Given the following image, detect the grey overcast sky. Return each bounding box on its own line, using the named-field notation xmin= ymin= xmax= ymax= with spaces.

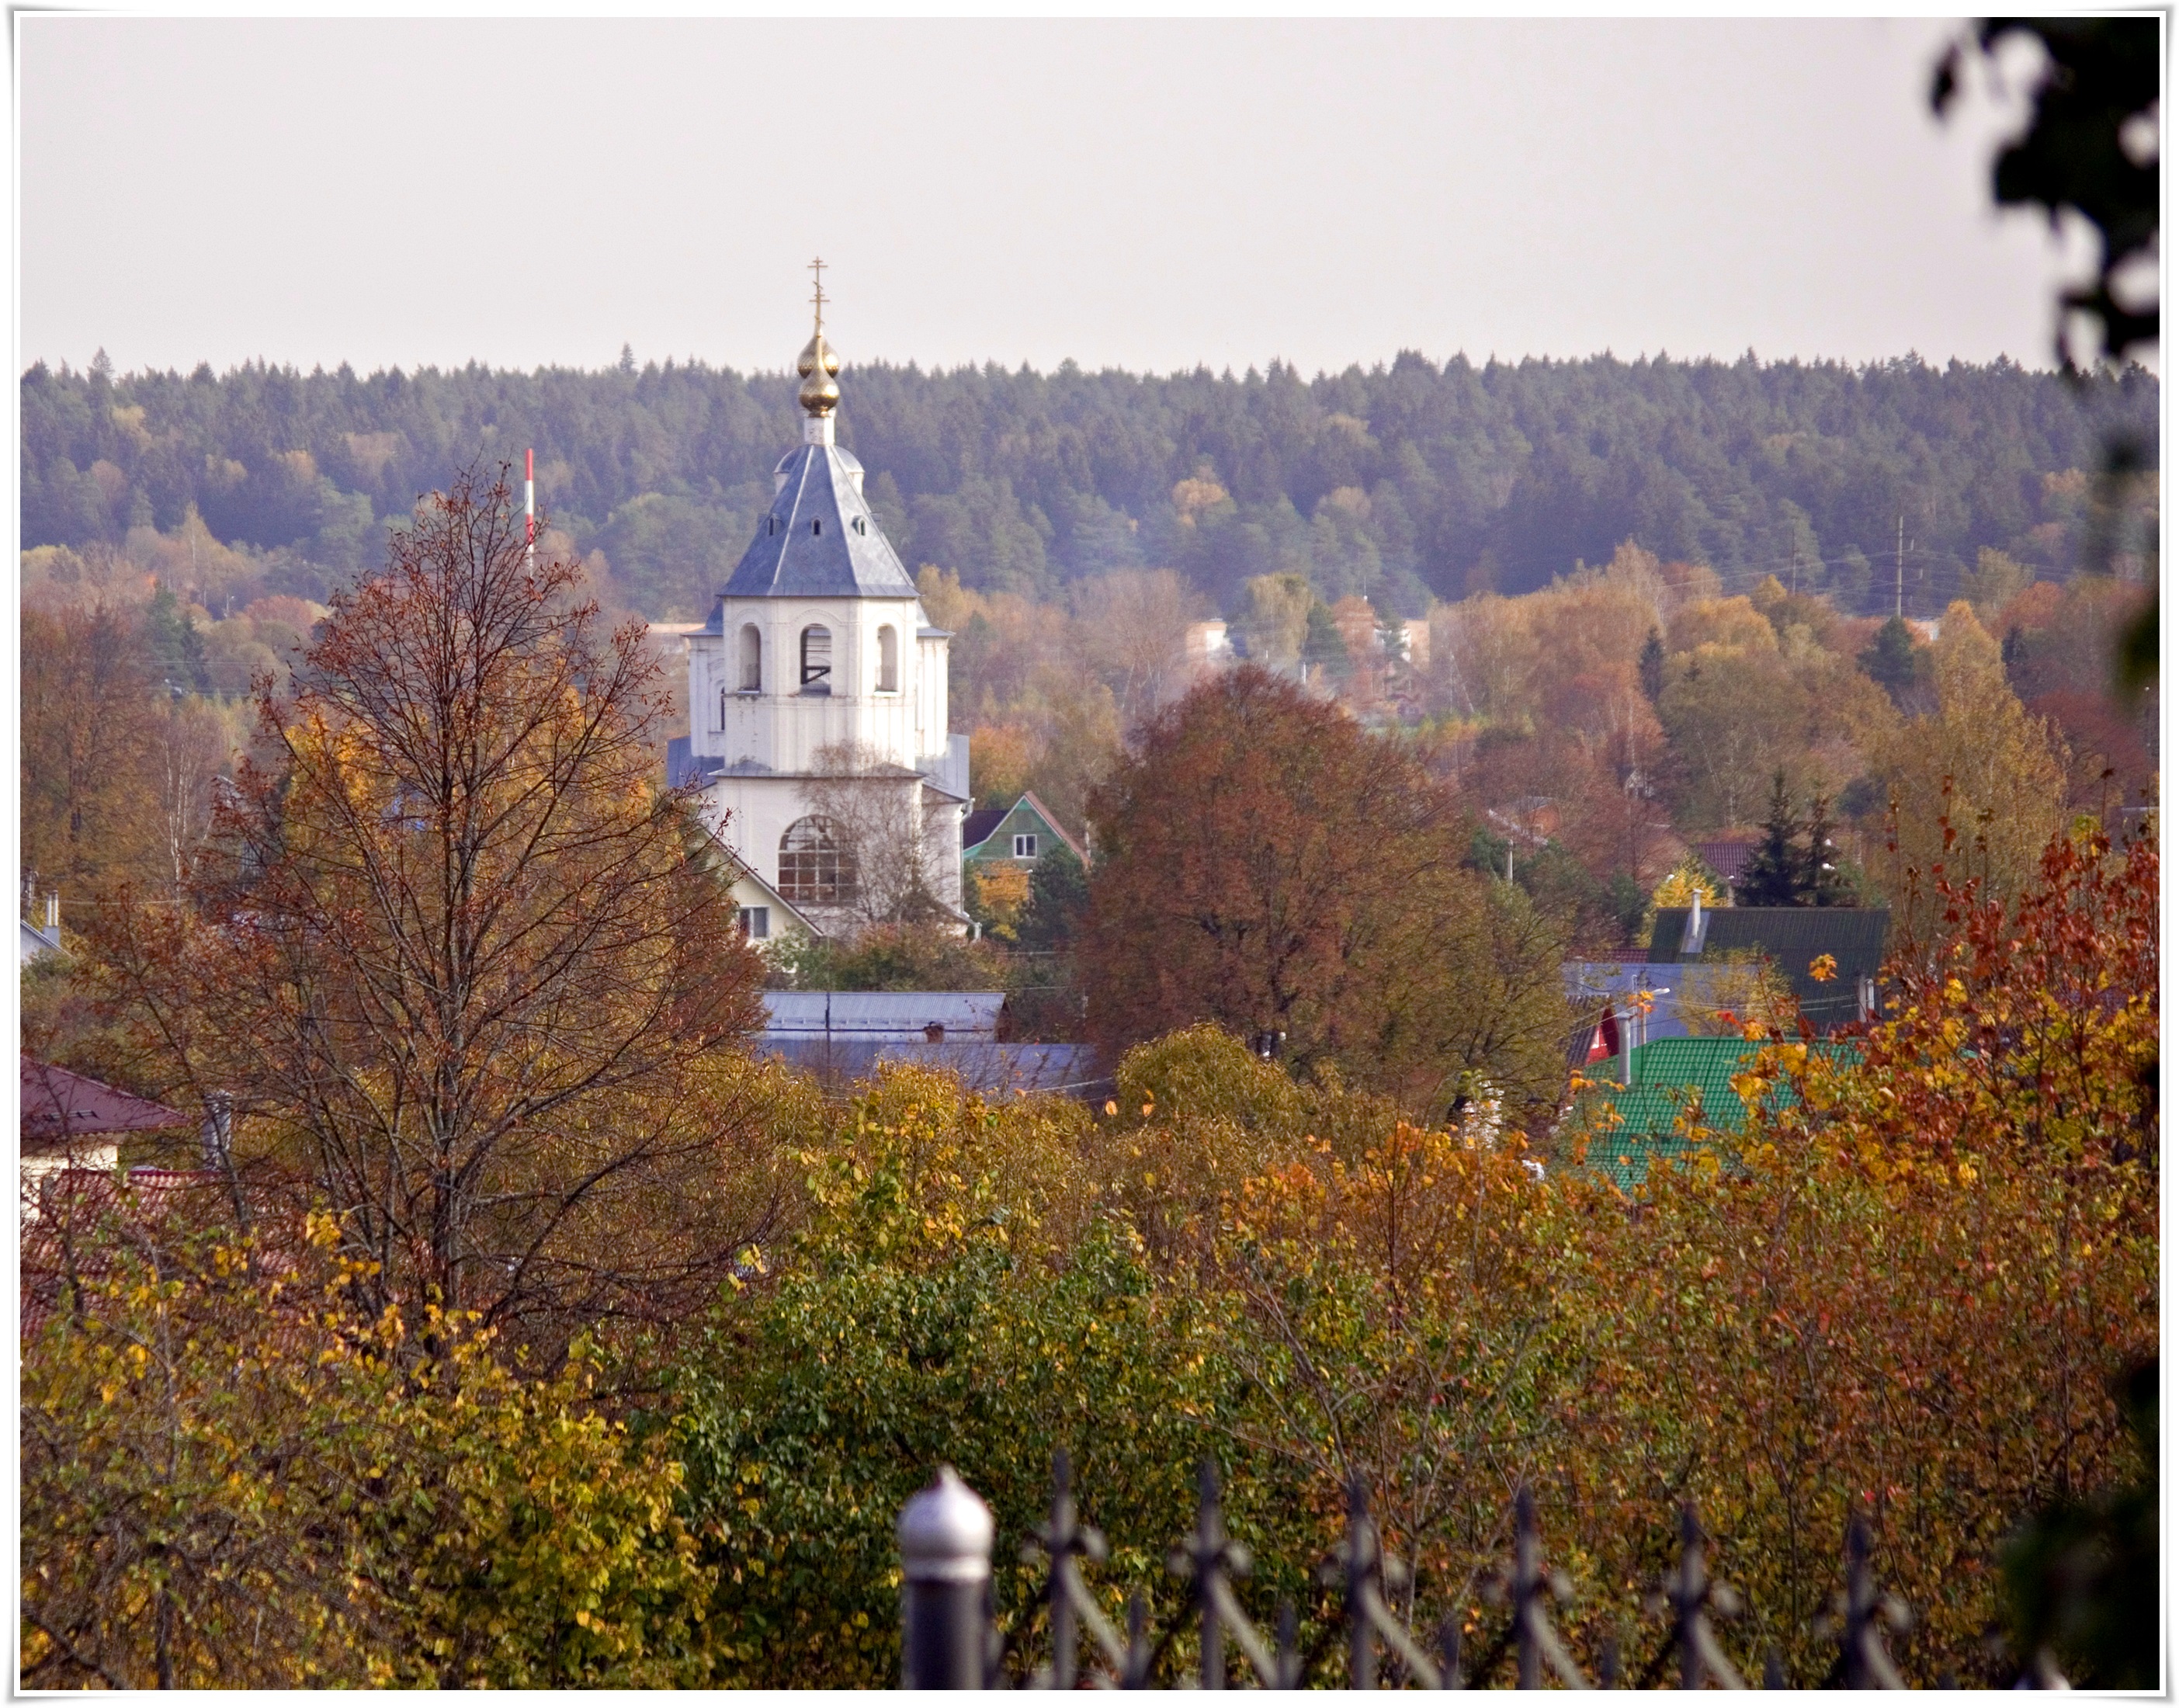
xmin=19 ymin=16 xmax=2095 ymax=380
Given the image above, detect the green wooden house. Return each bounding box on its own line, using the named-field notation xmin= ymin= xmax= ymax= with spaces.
xmin=1574 ymin=1035 xmax=1859 ymax=1190
xmin=961 ymin=790 xmax=1088 ymax=875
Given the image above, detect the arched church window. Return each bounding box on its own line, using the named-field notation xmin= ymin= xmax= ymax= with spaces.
xmin=811 ymin=518 xmax=823 ymax=536
xmin=739 ymin=623 xmax=762 ymax=692
xmin=852 ymin=516 xmax=868 ymax=536
xmin=779 ymin=816 xmax=855 ymax=904
xmin=876 ymin=624 xmax=899 ymax=693
xmin=800 ymin=625 xmax=831 ymax=691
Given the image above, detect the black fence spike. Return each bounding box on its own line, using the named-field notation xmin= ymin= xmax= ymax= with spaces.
xmin=1346 ymin=1472 xmax=1378 ymax=1690
xmin=1438 ymin=1614 xmax=1465 ymax=1690
xmin=903 ymin=1460 xmax=1954 ymax=1692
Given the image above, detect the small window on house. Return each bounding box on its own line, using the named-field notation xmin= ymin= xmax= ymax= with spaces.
xmin=876 ymin=624 xmax=899 ymax=693
xmin=738 ymin=623 xmax=762 ymax=692
xmin=766 ymin=516 xmax=778 ymax=536
xmin=800 ymin=625 xmax=831 ymax=690
xmin=738 ymin=906 xmax=770 ymax=940
xmin=1013 ymin=833 xmax=1039 ymax=859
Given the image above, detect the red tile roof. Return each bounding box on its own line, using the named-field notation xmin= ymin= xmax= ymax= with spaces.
xmin=21 ymin=1057 xmax=189 ymax=1148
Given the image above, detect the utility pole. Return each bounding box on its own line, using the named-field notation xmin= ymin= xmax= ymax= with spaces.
xmin=1894 ymin=515 xmax=1903 ymax=620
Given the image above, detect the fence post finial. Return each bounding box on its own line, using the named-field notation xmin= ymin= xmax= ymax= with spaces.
xmin=898 ymin=1465 xmax=994 ymax=1688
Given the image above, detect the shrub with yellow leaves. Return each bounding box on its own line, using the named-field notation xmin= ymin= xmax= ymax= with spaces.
xmin=21 ymin=1204 xmax=717 ymax=1689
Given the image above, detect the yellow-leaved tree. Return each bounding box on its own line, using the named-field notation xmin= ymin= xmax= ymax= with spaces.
xmin=1871 ymin=599 xmax=2070 ymax=935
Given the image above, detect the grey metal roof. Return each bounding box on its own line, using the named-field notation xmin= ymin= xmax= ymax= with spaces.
xmin=720 ymin=443 xmax=918 ymax=601
xmin=1562 ymin=962 xmax=1692 ymax=1043
xmin=760 ymin=990 xmax=1005 ymax=1041
xmin=665 ymin=737 xmax=723 ymax=790
xmin=757 ymin=1038 xmax=1105 ymax=1099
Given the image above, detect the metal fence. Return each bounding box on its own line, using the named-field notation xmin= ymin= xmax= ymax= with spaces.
xmin=897 ymin=1453 xmax=1927 ymax=1689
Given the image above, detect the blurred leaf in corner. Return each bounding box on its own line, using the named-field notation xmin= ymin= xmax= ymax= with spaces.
xmin=1933 ymin=18 xmax=2160 ymax=368
xmin=1934 ymin=18 xmax=2160 ymax=690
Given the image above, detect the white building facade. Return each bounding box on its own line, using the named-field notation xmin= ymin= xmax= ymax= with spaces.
xmin=668 ymin=311 xmax=969 ymax=937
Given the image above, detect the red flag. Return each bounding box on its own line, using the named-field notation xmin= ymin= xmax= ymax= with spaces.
xmin=1585 ymin=1002 xmax=1621 ymax=1064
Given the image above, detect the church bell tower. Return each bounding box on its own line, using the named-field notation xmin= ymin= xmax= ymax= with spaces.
xmin=672 ymin=263 xmax=969 ymax=933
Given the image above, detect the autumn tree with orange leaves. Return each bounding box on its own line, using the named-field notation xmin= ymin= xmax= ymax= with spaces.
xmin=85 ymin=466 xmax=774 ymax=1359
xmin=1079 ymin=666 xmax=1569 ymax=1120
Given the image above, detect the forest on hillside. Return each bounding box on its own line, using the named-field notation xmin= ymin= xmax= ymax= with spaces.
xmin=19 ymin=349 xmax=2159 ymax=623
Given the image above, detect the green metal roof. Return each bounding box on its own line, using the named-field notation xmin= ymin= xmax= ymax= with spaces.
xmin=1574 ymin=1036 xmax=1858 ymax=1191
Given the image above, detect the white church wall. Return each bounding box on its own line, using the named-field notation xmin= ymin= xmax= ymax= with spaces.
xmin=697 ymin=596 xmax=932 ymax=776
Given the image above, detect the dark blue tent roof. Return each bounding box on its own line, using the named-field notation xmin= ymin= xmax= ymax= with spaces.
xmin=713 ymin=443 xmax=918 ymax=606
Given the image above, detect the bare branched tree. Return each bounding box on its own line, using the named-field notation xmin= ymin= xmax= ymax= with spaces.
xmin=800 ymin=738 xmax=956 ymax=929
xmin=150 ymin=698 xmax=231 ymax=897
xmin=86 ymin=465 xmax=775 ymax=1359
xmin=1070 ymin=568 xmax=1206 ymax=726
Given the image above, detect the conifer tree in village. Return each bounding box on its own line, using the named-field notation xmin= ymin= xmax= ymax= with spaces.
xmin=1800 ymin=790 xmax=1856 ymax=905
xmin=1735 ymin=770 xmax=1806 ymax=905
xmin=1637 ymin=627 xmax=1666 ymax=701
xmin=84 ymin=466 xmax=773 ymax=1356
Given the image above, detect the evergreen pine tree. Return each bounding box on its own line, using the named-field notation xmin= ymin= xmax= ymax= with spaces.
xmin=143 ymin=583 xmax=211 ymax=695
xmin=1801 ymin=793 xmax=1856 ymax=906
xmin=1638 ymin=628 xmax=1665 ymax=701
xmin=1301 ymin=599 xmax=1345 ymax=679
xmin=1736 ymin=770 xmax=1806 ymax=905
xmin=1858 ymin=616 xmax=1924 ymax=705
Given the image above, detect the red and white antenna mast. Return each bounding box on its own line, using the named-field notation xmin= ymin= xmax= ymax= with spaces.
xmin=525 ymin=446 xmax=536 ymax=567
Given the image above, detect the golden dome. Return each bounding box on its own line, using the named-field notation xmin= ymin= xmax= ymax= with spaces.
xmin=796 ymin=332 xmax=841 ymax=380
xmin=798 ymin=356 xmax=841 ymax=417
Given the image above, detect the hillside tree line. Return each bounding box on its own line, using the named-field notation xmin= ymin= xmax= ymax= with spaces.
xmin=21 ymin=349 xmax=2157 ymax=623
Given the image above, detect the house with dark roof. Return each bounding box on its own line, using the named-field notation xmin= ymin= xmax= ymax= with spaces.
xmin=962 ymin=791 xmax=1088 ymax=875
xmin=19 ymin=1057 xmax=192 ymax=1204
xmin=1693 ymin=837 xmax=1756 ymax=887
xmin=1647 ymin=904 xmax=1888 ymax=1034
